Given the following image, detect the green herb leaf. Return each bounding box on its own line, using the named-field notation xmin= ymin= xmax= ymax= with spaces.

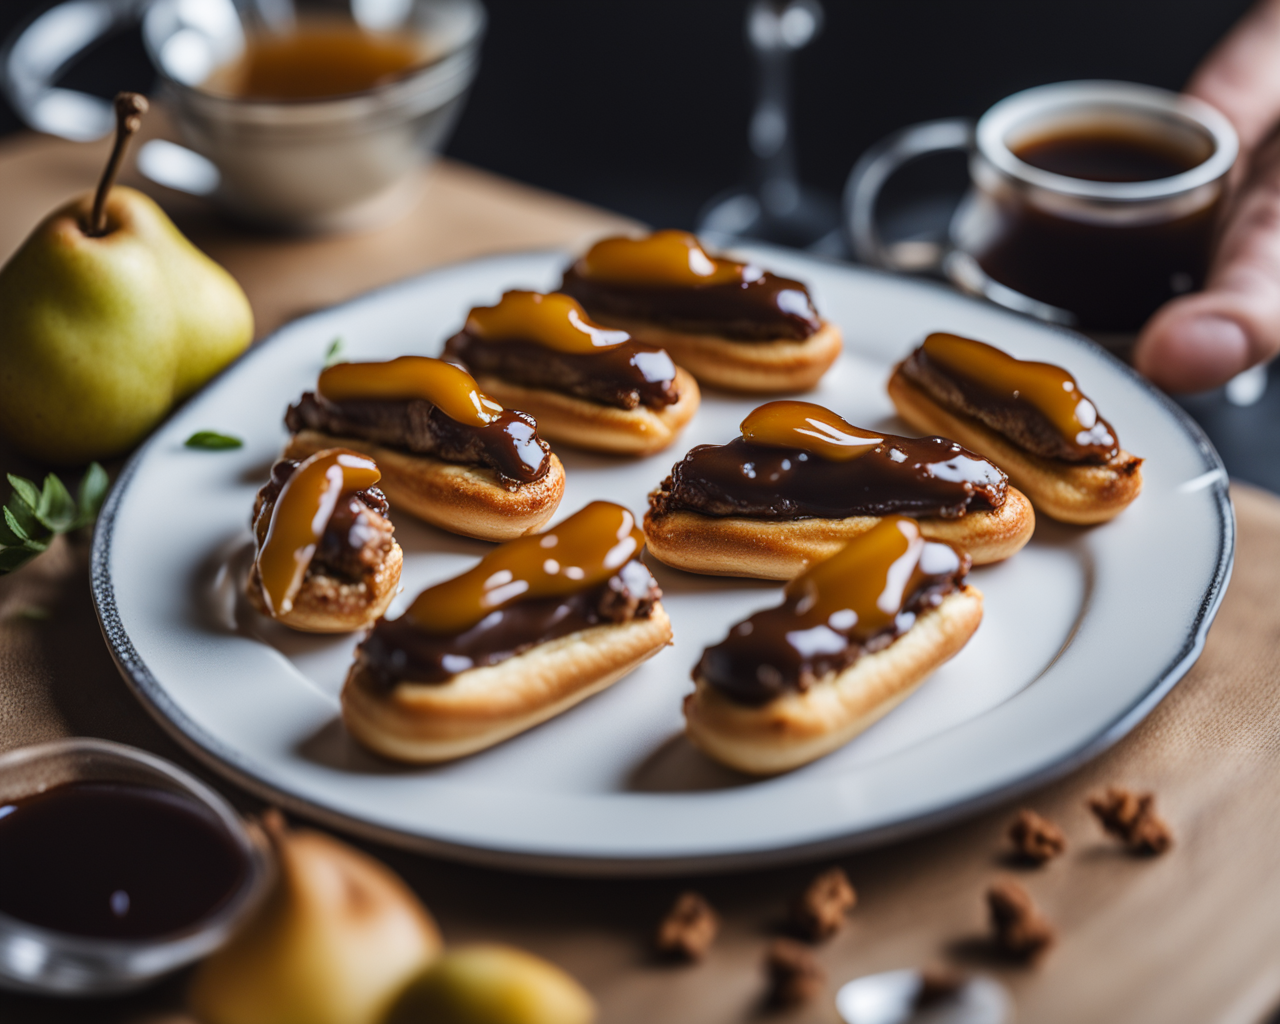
xmin=3 ymin=504 xmax=49 ymax=552
xmin=0 ymin=464 xmax=107 ymax=577
xmin=14 ymin=604 xmax=49 ymax=621
xmin=6 ymin=473 xmax=39 ymax=512
xmin=74 ymin=463 xmax=109 ymax=529
xmin=185 ymin=431 xmax=244 ymax=450
xmin=0 ymin=547 xmax=38 ymax=574
xmin=3 ymin=499 xmax=42 ymax=545
xmin=36 ymin=473 xmax=77 ymax=533
xmin=323 ymin=337 xmax=346 ymax=368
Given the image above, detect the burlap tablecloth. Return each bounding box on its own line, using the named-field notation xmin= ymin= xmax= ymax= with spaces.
xmin=1 ymin=128 xmax=1279 ymax=1024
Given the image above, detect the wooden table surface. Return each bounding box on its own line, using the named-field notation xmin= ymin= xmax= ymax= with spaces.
xmin=1 ymin=126 xmax=1279 ymax=1024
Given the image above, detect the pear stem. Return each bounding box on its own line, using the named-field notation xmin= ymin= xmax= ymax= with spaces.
xmin=87 ymin=92 xmax=149 ymax=238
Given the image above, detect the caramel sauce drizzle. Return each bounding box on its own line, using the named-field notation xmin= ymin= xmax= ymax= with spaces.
xmin=921 ymin=333 xmax=1110 ymax=448
xmin=575 ymin=230 xmax=748 ymax=288
xmin=256 ymin=448 xmax=381 ymax=616
xmin=405 ymin=501 xmax=645 ymax=635
xmin=465 ymin=291 xmax=631 ymax=353
xmin=317 ymin=356 xmax=505 ymax=427
xmin=783 ymin=516 xmax=956 ymax=642
xmin=740 ymin=401 xmax=885 ymax=462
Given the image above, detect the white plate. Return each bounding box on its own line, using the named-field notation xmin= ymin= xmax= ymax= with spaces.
xmin=91 ymin=247 xmax=1233 ymax=875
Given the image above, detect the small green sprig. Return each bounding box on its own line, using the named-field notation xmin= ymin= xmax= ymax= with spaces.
xmin=323 ymin=337 xmax=346 ymax=368
xmin=0 ymin=463 xmax=108 ymax=575
xmin=185 ymin=431 xmax=243 ymax=450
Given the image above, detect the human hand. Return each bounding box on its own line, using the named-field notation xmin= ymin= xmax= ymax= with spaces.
xmin=1133 ymin=0 xmax=1280 ymax=392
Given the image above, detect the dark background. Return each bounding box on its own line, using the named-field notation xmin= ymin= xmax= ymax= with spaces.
xmin=0 ymin=0 xmax=1256 ymax=227
xmin=3 ymin=0 xmax=1278 ymax=492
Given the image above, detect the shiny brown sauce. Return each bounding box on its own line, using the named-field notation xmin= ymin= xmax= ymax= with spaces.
xmin=696 ymin=517 xmax=968 ymax=705
xmin=288 ymin=356 xmax=552 ymax=485
xmin=901 ymin=334 xmax=1118 ymax=463
xmin=559 ymin=231 xmax=821 ymax=341
xmin=357 ymin=502 xmax=660 ymax=684
xmin=254 ymin=449 xmax=381 ymax=616
xmin=653 ymin=402 xmax=1006 ymax=521
xmin=444 ymin=292 xmax=679 ymax=410
xmin=0 ymin=782 xmax=246 ymax=939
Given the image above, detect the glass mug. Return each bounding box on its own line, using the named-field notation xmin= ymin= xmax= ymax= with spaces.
xmin=845 ymin=81 xmax=1239 ymax=332
xmin=2 ymin=0 xmax=486 ymax=231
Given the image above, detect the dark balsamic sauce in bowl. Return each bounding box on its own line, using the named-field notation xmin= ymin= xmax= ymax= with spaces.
xmin=0 ymin=781 xmax=247 ymax=940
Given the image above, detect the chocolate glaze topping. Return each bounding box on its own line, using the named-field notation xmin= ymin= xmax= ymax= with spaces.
xmin=697 ymin=517 xmax=970 ymax=706
xmin=560 ymin=267 xmax=820 ymax=342
xmin=285 ymin=392 xmax=550 ymax=487
xmin=899 ymin=334 xmax=1119 ymax=464
xmin=358 ymin=560 xmax=660 ymax=686
xmin=253 ymin=459 xmax=393 ymax=585
xmin=652 ymin=435 xmax=1007 ymax=521
xmin=444 ymin=332 xmax=679 ymax=411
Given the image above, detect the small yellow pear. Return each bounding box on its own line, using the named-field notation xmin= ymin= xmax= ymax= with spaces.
xmin=189 ymin=813 xmax=441 ymax=1024
xmin=0 ymin=94 xmax=252 ymax=464
xmin=384 ymin=944 xmax=596 ymax=1024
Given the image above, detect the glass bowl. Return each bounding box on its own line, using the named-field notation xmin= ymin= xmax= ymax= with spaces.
xmin=0 ymin=738 xmax=273 ymax=997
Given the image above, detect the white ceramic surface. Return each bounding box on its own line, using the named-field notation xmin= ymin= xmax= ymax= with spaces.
xmin=91 ymin=246 xmax=1233 ymax=875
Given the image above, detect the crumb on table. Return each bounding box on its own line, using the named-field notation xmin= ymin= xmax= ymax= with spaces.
xmin=915 ymin=964 xmax=968 ymax=1009
xmin=987 ymin=877 xmax=1055 ymax=963
xmin=1088 ymin=786 xmax=1173 ymax=855
xmin=655 ymin=891 xmax=719 ymax=961
xmin=791 ymin=866 xmax=856 ymax=941
xmin=1008 ymin=808 xmax=1067 ymax=865
xmin=764 ymin=938 xmax=826 ymax=1007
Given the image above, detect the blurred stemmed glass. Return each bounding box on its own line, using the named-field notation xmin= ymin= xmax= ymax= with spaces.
xmin=697 ymin=0 xmax=840 ymax=251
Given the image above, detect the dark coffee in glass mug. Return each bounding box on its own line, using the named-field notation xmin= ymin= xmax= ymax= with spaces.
xmin=848 ymin=81 xmax=1239 ymax=332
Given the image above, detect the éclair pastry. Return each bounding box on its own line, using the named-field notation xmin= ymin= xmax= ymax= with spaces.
xmin=443 ymin=290 xmax=700 ymax=456
xmin=246 ymin=448 xmax=403 ymax=633
xmin=684 ymin=516 xmax=982 ymax=775
xmin=342 ymin=501 xmax=672 ymax=763
xmin=645 ymin=400 xmax=1034 ymax=579
xmin=888 ymin=333 xmax=1142 ymax=524
xmin=558 ymin=230 xmax=841 ymax=394
xmin=284 ymin=355 xmax=564 ymax=541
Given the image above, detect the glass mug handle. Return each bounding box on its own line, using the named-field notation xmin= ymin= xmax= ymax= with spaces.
xmin=843 ymin=117 xmax=975 ymax=273
xmin=2 ymin=0 xmax=150 ymax=142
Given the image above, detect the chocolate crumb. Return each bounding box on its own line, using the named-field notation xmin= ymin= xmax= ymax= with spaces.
xmin=914 ymin=965 xmax=968 ymax=1009
xmin=1088 ymin=787 xmax=1173 ymax=855
xmin=655 ymin=891 xmax=719 ymax=961
xmin=791 ymin=866 xmax=856 ymax=942
xmin=987 ymin=878 xmax=1055 ymax=963
xmin=764 ymin=938 xmax=826 ymax=1008
xmin=1008 ymin=808 xmax=1067 ymax=865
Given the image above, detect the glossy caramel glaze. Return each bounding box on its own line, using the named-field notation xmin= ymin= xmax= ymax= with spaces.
xmin=576 ymin=230 xmax=745 ymax=287
xmin=466 ymin=291 xmax=629 ymax=352
xmin=652 ymin=403 xmax=1007 ymax=521
xmin=255 ymin=449 xmax=381 ymax=616
xmin=445 ymin=292 xmax=680 ymax=410
xmin=740 ymin=401 xmax=885 ymax=461
xmin=696 ymin=517 xmax=969 ymax=705
xmin=414 ymin=501 xmax=644 ymax=634
xmin=356 ymin=501 xmax=659 ymax=684
xmin=290 ymin=356 xmax=551 ymax=484
xmin=560 ymin=231 xmax=821 ymax=341
xmin=903 ymin=334 xmax=1118 ymax=463
xmin=318 ymin=356 xmax=504 ymax=427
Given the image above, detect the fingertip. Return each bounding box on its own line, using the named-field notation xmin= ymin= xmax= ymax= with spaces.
xmin=1133 ymin=311 xmax=1252 ymax=392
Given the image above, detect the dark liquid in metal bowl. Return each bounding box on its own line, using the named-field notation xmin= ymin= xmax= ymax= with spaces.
xmin=0 ymin=781 xmax=247 ymax=939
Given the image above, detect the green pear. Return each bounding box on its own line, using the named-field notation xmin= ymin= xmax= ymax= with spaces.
xmin=0 ymin=94 xmax=252 ymax=465
xmin=188 ymin=812 xmax=442 ymax=1024
xmin=384 ymin=944 xmax=597 ymax=1024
